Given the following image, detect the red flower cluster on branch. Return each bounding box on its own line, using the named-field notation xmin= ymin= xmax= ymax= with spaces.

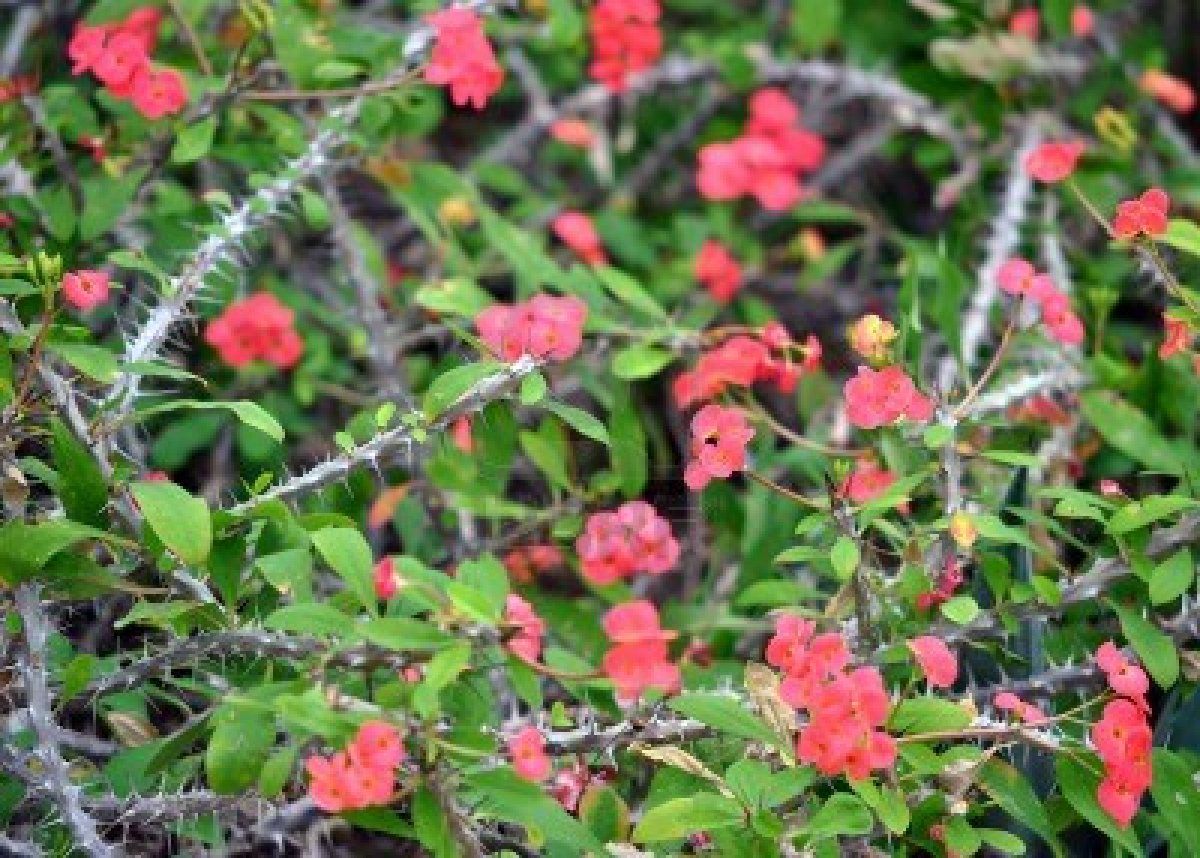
xmin=601 ymin=600 xmax=680 ymax=703
xmin=697 ymin=88 xmax=825 ymax=211
xmin=1091 ymin=643 xmax=1153 ymax=828
xmin=475 ymin=294 xmax=588 ymax=363
xmin=306 ymin=721 xmax=404 ymax=812
xmin=683 ymin=403 xmax=755 ymax=491
xmin=843 ymin=365 xmax=934 ymax=429
xmin=673 ymin=324 xmax=820 ymax=409
xmin=68 ymin=8 xmax=187 ymax=119
xmin=575 ymin=501 xmax=680 ymax=585
xmin=588 ymin=0 xmax=663 ymax=92
xmin=204 ymin=292 xmax=304 ymax=369
xmin=424 ymin=7 xmax=504 ymax=109
xmin=997 ymin=257 xmax=1085 ymax=345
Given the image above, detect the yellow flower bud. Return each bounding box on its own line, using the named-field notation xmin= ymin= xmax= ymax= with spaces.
xmin=848 ymin=314 xmax=898 ymax=363
xmin=438 ymin=196 xmax=476 ymax=228
xmin=948 ymin=511 xmax=978 ymax=549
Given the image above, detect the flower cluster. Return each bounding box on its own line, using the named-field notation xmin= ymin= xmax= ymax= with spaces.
xmin=843 ymin=365 xmax=934 ymax=429
xmin=1024 ymin=140 xmax=1085 ymax=183
xmin=601 ymin=600 xmax=680 ymax=703
xmin=1140 ymin=69 xmax=1196 ymax=114
xmin=997 ymin=258 xmax=1084 ymax=345
xmin=68 ymin=8 xmax=187 ymax=120
xmin=374 ymin=556 xmax=401 ymax=600
xmin=766 ymin=617 xmax=896 ymax=780
xmin=1090 ymin=644 xmax=1153 ymax=828
xmin=683 ymin=403 xmax=755 ymax=491
xmin=424 ymin=7 xmax=504 ymax=110
xmin=502 ymin=543 xmax=564 ymax=584
xmin=306 ymin=721 xmax=404 ymax=812
xmin=204 ymin=292 xmax=304 ymax=369
xmin=1113 ymin=188 xmax=1170 ymax=240
xmin=1159 ymin=314 xmax=1195 ymax=361
xmin=503 ymin=594 xmax=546 ymax=664
xmin=509 ymin=726 xmax=551 ymax=782
xmin=551 ymin=211 xmax=607 ymax=266
xmin=694 ymin=240 xmax=743 ymax=303
xmin=907 ymin=635 xmax=958 ymax=689
xmin=916 ymin=555 xmax=965 ymax=612
xmin=588 ymin=0 xmax=663 ymax=92
xmin=551 ymin=760 xmax=616 ymax=812
xmin=575 ymin=501 xmax=680 ymax=585
xmin=475 ymin=294 xmax=588 ymax=363
xmin=673 ymin=324 xmax=820 ymax=409
xmin=62 ymin=269 xmax=111 ymax=312
xmin=697 ymin=88 xmax=826 ymax=211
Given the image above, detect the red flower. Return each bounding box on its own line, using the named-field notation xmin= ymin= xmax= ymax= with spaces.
xmin=907 ymin=635 xmax=958 ymax=689
xmin=504 ymin=594 xmax=546 ymax=664
xmin=588 ymin=0 xmax=662 ymax=92
xmin=843 ymin=365 xmax=934 ymax=429
xmin=551 ymin=211 xmax=606 ymax=266
xmin=1095 ymin=642 xmax=1150 ymax=702
xmin=576 ymin=501 xmax=680 ymax=585
xmin=374 ymin=557 xmax=399 ymax=600
xmin=424 ymin=7 xmax=504 ymax=109
xmin=68 ymin=24 xmax=109 ymax=76
xmin=840 ymin=460 xmax=898 ymax=505
xmin=694 ymin=240 xmax=743 ymax=303
xmin=1091 ymin=697 xmax=1153 ymax=828
xmin=1140 ymin=69 xmax=1196 ymax=114
xmin=129 ymin=66 xmax=187 ymax=120
xmin=601 ymin=600 xmax=678 ymax=703
xmin=683 ymin=403 xmax=755 ymax=491
xmin=204 ymin=292 xmax=304 ymax=369
xmin=92 ymin=31 xmax=148 ymax=89
xmin=475 ymin=294 xmax=588 ymax=362
xmin=348 ymin=720 xmax=405 ymax=771
xmin=502 ymin=543 xmax=563 ymax=584
xmin=451 ymin=415 xmax=474 ymax=453
xmin=62 ymin=269 xmax=111 ymax=312
xmin=1024 ymin=141 xmax=1085 ymax=183
xmin=1159 ymin=314 xmax=1192 ymax=358
xmin=1113 ymin=188 xmax=1170 ymax=240
xmin=307 ymin=721 xmax=405 ymax=812
xmin=1072 ymin=5 xmax=1095 ymax=37
xmin=994 ymin=691 xmax=1047 ymax=725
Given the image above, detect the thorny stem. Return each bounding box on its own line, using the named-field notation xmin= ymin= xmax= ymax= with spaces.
xmin=744 ymin=399 xmax=865 ymax=458
xmin=744 ymin=468 xmax=826 ymax=509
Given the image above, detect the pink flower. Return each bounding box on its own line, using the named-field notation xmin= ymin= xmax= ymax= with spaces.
xmin=92 ymin=30 xmax=148 ymax=88
xmin=840 ymin=460 xmax=897 ymax=505
xmin=588 ymin=0 xmax=663 ymax=92
xmin=502 ymin=543 xmax=563 ymax=584
xmin=504 ymin=594 xmax=546 ymax=664
xmin=764 ymin=614 xmax=815 ymax=674
xmin=1097 ymin=770 xmax=1144 ymax=829
xmin=907 ymin=636 xmax=958 ymax=689
xmin=684 ymin=403 xmax=755 ymax=491
xmin=551 ymin=118 xmax=595 ymax=148
xmin=1095 ymin=642 xmax=1150 ymax=701
xmin=1008 ymin=7 xmax=1040 ymax=39
xmin=1113 ymin=188 xmax=1170 ymax=240
xmin=68 ymin=25 xmax=109 ymax=76
xmin=843 ymin=365 xmax=934 ymax=429
xmin=451 ymin=416 xmax=474 ymax=453
xmin=120 ymin=7 xmax=164 ymax=54
xmin=204 ymin=292 xmax=303 ymax=369
xmin=348 ymin=720 xmax=405 ymax=771
xmin=374 ymin=557 xmax=398 ymax=600
xmin=576 ymin=502 xmax=680 ymax=584
xmin=475 ymin=294 xmax=588 ymax=363
xmin=1159 ymin=314 xmax=1192 ymax=358
xmin=1024 ymin=141 xmax=1085 ymax=183
xmin=603 ymin=599 xmax=676 ymax=645
xmin=1071 ymin=5 xmax=1095 ymax=38
xmin=601 ymin=600 xmax=679 ymax=702
xmin=1140 ymin=70 xmax=1196 ymax=114
xmin=61 ymin=269 xmax=111 ymax=312
xmin=1091 ymin=697 xmax=1153 ymax=828
xmin=509 ymin=726 xmax=551 ymax=781
xmin=694 ymin=240 xmax=743 ymax=303
xmin=424 ymin=7 xmax=504 ymax=109
xmin=994 ymin=691 xmax=1047 ymax=725
xmin=551 ymin=211 xmax=606 ymax=265
xmin=129 ymin=66 xmax=187 ymax=119
xmin=306 ymin=752 xmax=363 ymax=812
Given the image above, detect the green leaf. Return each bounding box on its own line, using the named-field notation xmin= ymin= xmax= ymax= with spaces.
xmin=358 ymin=617 xmax=454 ymax=651
xmin=595 ymin=266 xmax=667 ymax=319
xmin=412 ymin=642 xmax=471 ymax=716
xmin=1081 ymin=390 xmax=1189 ymax=475
xmin=423 ymin=361 xmax=503 ymax=417
xmin=978 ymin=828 xmax=1027 ymax=855
xmin=263 ymin=603 xmax=352 ymax=637
xmin=80 ymin=169 xmax=142 ymax=241
xmin=1106 ymin=495 xmax=1197 ymax=535
xmin=944 ymin=816 xmax=982 ymax=856
xmin=940 ymin=595 xmax=980 ymax=624
xmin=1160 ymin=218 xmax=1200 ymax=256
xmin=611 ymin=344 xmax=674 ymax=379
xmin=609 ymin=397 xmax=647 ymax=498
xmin=467 ymin=769 xmax=603 ymax=851
xmin=546 ymin=401 xmax=609 ymax=445
xmin=668 ymin=693 xmax=781 ymax=747
xmin=171 ymin=116 xmax=217 ymax=164
xmin=257 ymin=747 xmax=296 ymax=798
xmin=206 ymin=707 xmax=274 ymax=794
xmin=830 ymin=536 xmax=859 ymax=580
xmin=978 ymin=759 xmax=1063 ymax=858
xmin=1114 ymin=604 xmax=1179 ymax=688
xmin=1149 ymin=549 xmax=1193 ymax=605
xmin=520 ymin=430 xmax=572 ymax=489
xmin=519 ymin=371 xmax=548 ymax=405
xmin=0 ymin=520 xmax=123 ymax=583
xmin=454 ymin=554 xmax=508 ymax=617
xmin=791 ymin=0 xmax=842 ymax=50
xmin=137 ymin=399 xmax=284 ymax=443
xmin=1055 ymin=755 xmax=1144 ymax=855
xmin=412 ymin=785 xmax=456 ymax=858
xmin=131 ymin=481 xmax=211 ymax=565
xmin=632 ymin=794 xmax=744 ymax=843
xmin=804 ymin=793 xmax=873 ymax=841
xmin=888 ymin=698 xmax=973 ymax=734
xmin=1149 ymin=748 xmax=1200 ymax=856
xmin=46 ymin=342 xmax=119 ymax=383
xmin=973 ymin=513 xmax=1038 ymax=550
xmin=50 ymin=418 xmax=107 ymax=528
xmin=414 ymin=278 xmax=495 ymax=319
xmin=311 ymin=528 xmax=377 ymax=614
